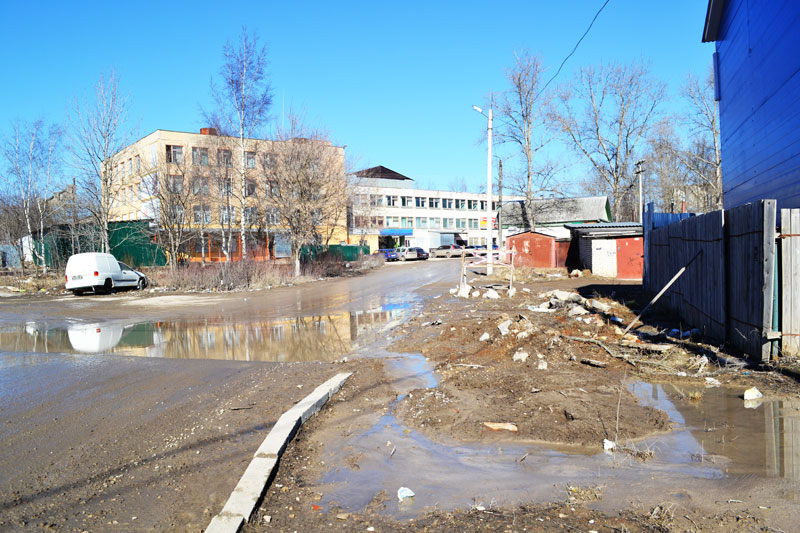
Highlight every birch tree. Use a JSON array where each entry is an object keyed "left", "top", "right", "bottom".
[
  {"left": 263, "top": 116, "right": 348, "bottom": 277},
  {"left": 1, "top": 119, "right": 62, "bottom": 274},
  {"left": 550, "top": 62, "right": 665, "bottom": 221},
  {"left": 66, "top": 72, "right": 134, "bottom": 252},
  {"left": 492, "top": 50, "right": 557, "bottom": 227},
  {"left": 205, "top": 28, "right": 272, "bottom": 261}
]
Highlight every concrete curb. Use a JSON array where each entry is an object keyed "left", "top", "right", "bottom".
[{"left": 205, "top": 372, "right": 352, "bottom": 533}]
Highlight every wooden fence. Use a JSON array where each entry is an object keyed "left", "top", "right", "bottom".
[{"left": 644, "top": 200, "right": 800, "bottom": 362}]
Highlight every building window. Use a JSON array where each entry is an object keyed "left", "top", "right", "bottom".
[
  {"left": 415, "top": 197, "right": 427, "bottom": 208},
  {"left": 192, "top": 177, "right": 209, "bottom": 196},
  {"left": 170, "top": 205, "right": 185, "bottom": 222},
  {"left": 443, "top": 218, "right": 454, "bottom": 229},
  {"left": 456, "top": 218, "right": 467, "bottom": 229},
  {"left": 386, "top": 195, "right": 398, "bottom": 207},
  {"left": 166, "top": 145, "right": 183, "bottom": 164},
  {"left": 442, "top": 198, "right": 453, "bottom": 209},
  {"left": 246, "top": 151, "right": 256, "bottom": 168},
  {"left": 469, "top": 218, "right": 480, "bottom": 229},
  {"left": 480, "top": 200, "right": 487, "bottom": 210},
  {"left": 195, "top": 239, "right": 209, "bottom": 254},
  {"left": 416, "top": 217, "right": 428, "bottom": 228},
  {"left": 127, "top": 159, "right": 132, "bottom": 176},
  {"left": 266, "top": 181, "right": 278, "bottom": 197},
  {"left": 220, "top": 178, "right": 233, "bottom": 196},
  {"left": 429, "top": 198, "right": 440, "bottom": 209},
  {"left": 244, "top": 206, "right": 258, "bottom": 224},
  {"left": 167, "top": 174, "right": 184, "bottom": 194},
  {"left": 369, "top": 194, "right": 384, "bottom": 207},
  {"left": 192, "top": 147, "right": 209, "bottom": 166},
  {"left": 371, "top": 216, "right": 384, "bottom": 228},
  {"left": 246, "top": 180, "right": 257, "bottom": 197},
  {"left": 218, "top": 149, "right": 232, "bottom": 167},
  {"left": 492, "top": 201, "right": 498, "bottom": 211},
  {"left": 429, "top": 217, "right": 442, "bottom": 229},
  {"left": 386, "top": 216, "right": 399, "bottom": 228},
  {"left": 468, "top": 199, "right": 479, "bottom": 210},
  {"left": 401, "top": 196, "right": 413, "bottom": 207},
  {"left": 266, "top": 207, "right": 280, "bottom": 225},
  {"left": 456, "top": 199, "right": 466, "bottom": 210},
  {"left": 355, "top": 194, "right": 369, "bottom": 206},
  {"left": 193, "top": 205, "right": 211, "bottom": 224},
  {"left": 401, "top": 216, "right": 413, "bottom": 228},
  {"left": 135, "top": 155, "right": 141, "bottom": 173},
  {"left": 220, "top": 206, "right": 237, "bottom": 224}
]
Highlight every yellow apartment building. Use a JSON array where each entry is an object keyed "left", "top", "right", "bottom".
[{"left": 107, "top": 128, "right": 347, "bottom": 262}]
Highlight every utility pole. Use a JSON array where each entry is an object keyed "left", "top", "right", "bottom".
[
  {"left": 496, "top": 159, "right": 503, "bottom": 250},
  {"left": 634, "top": 160, "right": 645, "bottom": 223}
]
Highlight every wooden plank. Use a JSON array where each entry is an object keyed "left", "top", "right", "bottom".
[
  {"left": 783, "top": 209, "right": 800, "bottom": 355},
  {"left": 762, "top": 200, "right": 777, "bottom": 361}
]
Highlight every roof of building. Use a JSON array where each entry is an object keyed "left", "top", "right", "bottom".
[
  {"left": 565, "top": 222, "right": 643, "bottom": 238},
  {"left": 702, "top": 0, "right": 725, "bottom": 42},
  {"left": 353, "top": 166, "right": 413, "bottom": 182},
  {"left": 508, "top": 227, "right": 572, "bottom": 241},
  {"left": 500, "top": 196, "right": 611, "bottom": 227}
]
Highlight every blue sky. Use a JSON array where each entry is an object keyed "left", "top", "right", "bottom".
[{"left": 0, "top": 1, "right": 713, "bottom": 193}]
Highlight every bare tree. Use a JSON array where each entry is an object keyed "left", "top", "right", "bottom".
[
  {"left": 205, "top": 28, "right": 272, "bottom": 261},
  {"left": 0, "top": 192, "right": 28, "bottom": 274},
  {"left": 551, "top": 62, "right": 665, "bottom": 221},
  {"left": 681, "top": 68, "right": 722, "bottom": 211},
  {"left": 140, "top": 153, "right": 194, "bottom": 272},
  {"left": 263, "top": 116, "right": 348, "bottom": 277},
  {"left": 66, "top": 71, "right": 134, "bottom": 252},
  {"left": 1, "top": 119, "right": 62, "bottom": 274},
  {"left": 492, "top": 50, "right": 557, "bottom": 226}
]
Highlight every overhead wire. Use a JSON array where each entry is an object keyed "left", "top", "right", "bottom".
[{"left": 535, "top": 0, "right": 612, "bottom": 100}]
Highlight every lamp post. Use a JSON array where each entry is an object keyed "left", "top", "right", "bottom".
[{"left": 473, "top": 105, "right": 493, "bottom": 275}]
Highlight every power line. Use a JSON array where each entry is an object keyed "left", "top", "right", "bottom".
[{"left": 536, "top": 0, "right": 611, "bottom": 100}]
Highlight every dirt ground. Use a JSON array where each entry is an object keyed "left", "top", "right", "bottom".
[
  {"left": 0, "top": 354, "right": 381, "bottom": 532},
  {"left": 246, "top": 270, "right": 800, "bottom": 532}
]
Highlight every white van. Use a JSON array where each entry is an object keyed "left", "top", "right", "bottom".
[{"left": 65, "top": 252, "right": 148, "bottom": 295}]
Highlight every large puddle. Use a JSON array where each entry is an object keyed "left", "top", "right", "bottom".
[
  {"left": 318, "top": 360, "right": 800, "bottom": 517},
  {"left": 0, "top": 303, "right": 410, "bottom": 362}
]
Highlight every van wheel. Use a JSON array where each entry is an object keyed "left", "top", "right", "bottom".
[
  {"left": 400, "top": 255, "right": 406, "bottom": 261},
  {"left": 71, "top": 289, "right": 84, "bottom": 296},
  {"left": 104, "top": 278, "right": 113, "bottom": 294},
  {"left": 137, "top": 278, "right": 145, "bottom": 290}
]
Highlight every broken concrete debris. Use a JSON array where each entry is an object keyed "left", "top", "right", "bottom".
[
  {"left": 497, "top": 320, "right": 512, "bottom": 336},
  {"left": 484, "top": 289, "right": 500, "bottom": 299},
  {"left": 512, "top": 350, "right": 529, "bottom": 362},
  {"left": 479, "top": 332, "right": 490, "bottom": 342}
]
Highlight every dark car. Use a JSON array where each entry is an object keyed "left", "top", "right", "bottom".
[
  {"left": 377, "top": 248, "right": 398, "bottom": 261},
  {"left": 411, "top": 247, "right": 429, "bottom": 260}
]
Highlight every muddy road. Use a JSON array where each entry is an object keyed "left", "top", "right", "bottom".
[{"left": 0, "top": 260, "right": 459, "bottom": 531}]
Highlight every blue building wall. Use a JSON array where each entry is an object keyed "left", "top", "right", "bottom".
[{"left": 714, "top": 0, "right": 800, "bottom": 213}]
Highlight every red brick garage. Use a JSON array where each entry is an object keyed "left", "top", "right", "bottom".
[{"left": 507, "top": 228, "right": 571, "bottom": 268}]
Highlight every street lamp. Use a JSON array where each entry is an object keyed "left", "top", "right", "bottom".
[{"left": 473, "top": 105, "right": 493, "bottom": 275}]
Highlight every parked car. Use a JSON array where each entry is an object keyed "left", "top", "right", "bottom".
[
  {"left": 464, "top": 245, "right": 479, "bottom": 257},
  {"left": 411, "top": 247, "right": 429, "bottom": 260},
  {"left": 431, "top": 244, "right": 463, "bottom": 258},
  {"left": 377, "top": 248, "right": 398, "bottom": 262},
  {"left": 65, "top": 252, "right": 148, "bottom": 295},
  {"left": 396, "top": 246, "right": 418, "bottom": 261}
]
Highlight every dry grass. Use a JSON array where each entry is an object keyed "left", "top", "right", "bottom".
[{"left": 148, "top": 254, "right": 384, "bottom": 291}]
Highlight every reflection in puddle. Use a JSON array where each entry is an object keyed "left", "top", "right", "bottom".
[
  {"left": 320, "top": 376, "right": 800, "bottom": 517},
  {"left": 0, "top": 305, "right": 408, "bottom": 362}
]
